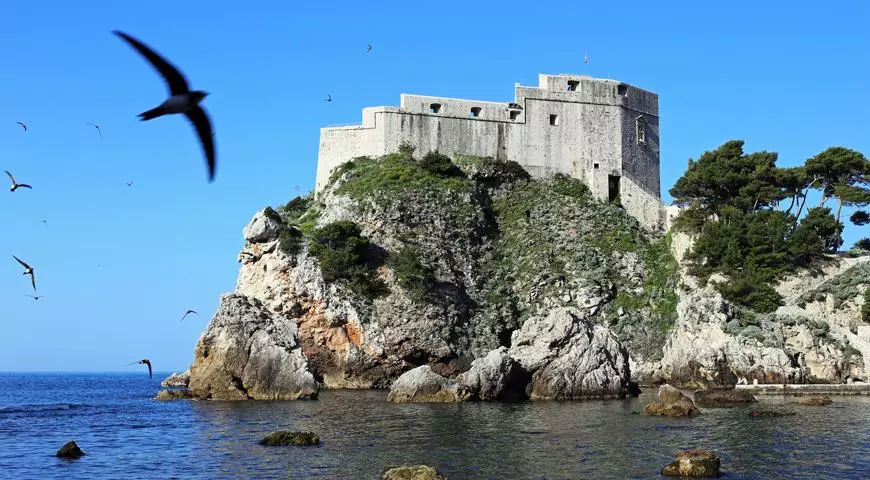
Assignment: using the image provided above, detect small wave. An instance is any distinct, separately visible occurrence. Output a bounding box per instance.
[0,403,87,415]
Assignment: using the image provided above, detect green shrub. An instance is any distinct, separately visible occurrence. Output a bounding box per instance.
[398,142,416,157]
[308,221,384,298]
[335,153,472,198]
[263,206,282,223]
[551,174,590,199]
[278,226,303,255]
[855,238,870,251]
[388,245,435,300]
[419,152,463,177]
[282,195,312,220]
[862,288,870,323]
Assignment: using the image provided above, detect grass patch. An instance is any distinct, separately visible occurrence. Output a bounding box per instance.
[308,221,385,298]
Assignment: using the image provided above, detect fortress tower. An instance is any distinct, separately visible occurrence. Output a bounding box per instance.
[316,73,668,229]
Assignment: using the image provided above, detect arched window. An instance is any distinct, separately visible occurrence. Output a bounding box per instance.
[636,116,647,144]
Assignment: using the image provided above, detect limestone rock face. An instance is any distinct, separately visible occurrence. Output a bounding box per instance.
[381,465,448,480]
[455,347,528,401]
[387,365,470,403]
[160,370,190,388]
[154,389,195,401]
[509,307,631,400]
[188,293,319,400]
[661,450,720,477]
[693,388,757,408]
[243,209,281,243]
[644,384,699,417]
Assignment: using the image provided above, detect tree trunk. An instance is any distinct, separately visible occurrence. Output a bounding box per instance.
[785,194,796,215]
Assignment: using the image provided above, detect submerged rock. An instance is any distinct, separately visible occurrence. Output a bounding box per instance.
[455,347,528,401]
[56,441,85,459]
[388,365,470,403]
[154,389,195,401]
[796,395,833,406]
[509,307,631,400]
[693,388,757,407]
[188,293,319,400]
[259,431,320,446]
[381,465,448,480]
[644,384,699,417]
[661,449,721,477]
[749,408,796,417]
[160,370,190,388]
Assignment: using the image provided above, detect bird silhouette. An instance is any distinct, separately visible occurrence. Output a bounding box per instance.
[16,122,26,132]
[5,170,32,192]
[129,359,152,379]
[24,294,44,301]
[113,30,217,182]
[180,309,198,322]
[86,122,103,138]
[13,255,36,292]
[367,44,373,53]
[126,181,134,187]
[325,94,332,102]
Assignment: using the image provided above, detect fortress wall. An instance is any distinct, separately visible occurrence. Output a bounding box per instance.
[315,107,391,191]
[620,108,661,197]
[400,94,516,122]
[620,176,669,231]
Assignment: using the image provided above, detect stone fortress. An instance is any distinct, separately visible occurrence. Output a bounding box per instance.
[316,73,671,230]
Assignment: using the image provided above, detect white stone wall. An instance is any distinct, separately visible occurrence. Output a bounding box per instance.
[315,74,666,230]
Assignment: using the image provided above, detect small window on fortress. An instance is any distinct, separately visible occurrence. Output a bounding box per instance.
[429,103,442,114]
[509,110,520,120]
[549,114,559,126]
[567,80,580,92]
[617,84,628,96]
[593,163,600,169]
[636,117,647,144]
[470,107,482,117]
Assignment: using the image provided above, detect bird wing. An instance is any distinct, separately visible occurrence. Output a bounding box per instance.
[5,170,15,184]
[30,272,36,292]
[17,184,32,189]
[12,255,31,270]
[146,360,152,379]
[113,30,191,96]
[183,106,216,182]
[17,122,26,131]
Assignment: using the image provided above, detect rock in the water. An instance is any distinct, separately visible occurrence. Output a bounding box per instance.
[508,307,631,400]
[188,293,319,400]
[749,408,796,417]
[154,389,195,401]
[259,431,320,446]
[243,209,282,243]
[796,395,833,406]
[455,347,528,401]
[662,450,721,477]
[388,365,470,403]
[381,465,448,480]
[693,388,757,407]
[160,370,190,388]
[644,384,699,417]
[56,441,85,459]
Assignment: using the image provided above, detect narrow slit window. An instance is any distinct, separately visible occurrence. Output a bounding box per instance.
[567,80,580,92]
[636,117,646,144]
[549,114,559,126]
[470,106,482,117]
[429,103,442,114]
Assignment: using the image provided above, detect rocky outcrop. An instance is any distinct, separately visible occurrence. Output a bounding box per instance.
[154,389,195,401]
[644,384,699,417]
[188,293,318,400]
[160,370,190,388]
[455,347,528,401]
[796,395,833,406]
[243,209,281,243]
[259,431,320,446]
[693,388,757,408]
[56,441,85,459]
[381,465,448,480]
[661,450,720,477]
[387,366,470,403]
[509,308,631,400]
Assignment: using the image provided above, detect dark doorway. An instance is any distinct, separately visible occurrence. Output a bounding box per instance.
[608,175,620,202]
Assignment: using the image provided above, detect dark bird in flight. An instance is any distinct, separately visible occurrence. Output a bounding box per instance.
[42,220,47,225]
[126,181,134,187]
[12,255,36,292]
[325,94,332,102]
[16,122,26,132]
[129,359,152,379]
[113,30,217,182]
[25,294,44,301]
[367,44,373,53]
[86,122,103,138]
[180,309,198,322]
[5,170,32,192]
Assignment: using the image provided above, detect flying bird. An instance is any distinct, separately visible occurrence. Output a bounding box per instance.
[126,181,134,187]
[325,94,332,102]
[180,309,198,322]
[86,122,103,138]
[129,359,152,379]
[16,122,26,132]
[367,44,373,53]
[25,294,44,301]
[5,170,32,192]
[13,255,36,292]
[113,30,217,182]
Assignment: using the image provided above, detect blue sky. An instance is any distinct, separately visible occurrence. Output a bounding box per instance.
[0,1,867,372]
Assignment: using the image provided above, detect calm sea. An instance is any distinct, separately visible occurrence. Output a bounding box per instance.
[0,373,868,479]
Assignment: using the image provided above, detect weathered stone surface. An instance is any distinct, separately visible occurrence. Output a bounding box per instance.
[154,389,195,401]
[243,209,281,243]
[387,365,470,403]
[693,388,757,408]
[259,431,320,446]
[662,450,721,477]
[455,347,528,401]
[56,441,85,459]
[509,307,631,400]
[160,370,190,388]
[188,293,319,400]
[644,384,699,417]
[796,395,833,406]
[381,465,448,480]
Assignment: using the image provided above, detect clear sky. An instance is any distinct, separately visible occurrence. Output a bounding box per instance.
[0,1,867,372]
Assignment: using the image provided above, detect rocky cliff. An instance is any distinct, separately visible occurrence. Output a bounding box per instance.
[187,150,868,400]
